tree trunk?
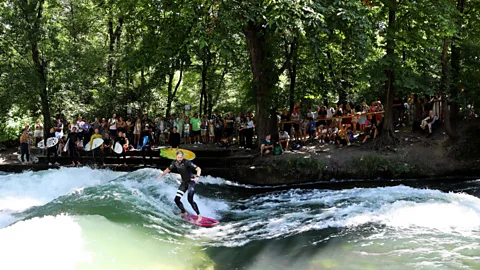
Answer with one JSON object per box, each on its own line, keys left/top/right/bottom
{"left": 199, "top": 91, "right": 204, "bottom": 116}
{"left": 107, "top": 17, "right": 123, "bottom": 89}
{"left": 377, "top": 0, "right": 398, "bottom": 149}
{"left": 166, "top": 71, "right": 174, "bottom": 116}
{"left": 288, "top": 38, "right": 298, "bottom": 113}
{"left": 200, "top": 57, "right": 207, "bottom": 117}
{"left": 451, "top": 0, "right": 464, "bottom": 87}
{"left": 209, "top": 66, "right": 227, "bottom": 118}
{"left": 450, "top": 0, "right": 465, "bottom": 119}
{"left": 30, "top": 0, "right": 51, "bottom": 136}
{"left": 244, "top": 21, "right": 293, "bottom": 145}
{"left": 166, "top": 61, "right": 183, "bottom": 118}
{"left": 440, "top": 39, "right": 458, "bottom": 142}
{"left": 244, "top": 21, "right": 272, "bottom": 144}
{"left": 203, "top": 90, "right": 208, "bottom": 117}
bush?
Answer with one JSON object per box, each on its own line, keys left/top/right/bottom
{"left": 0, "top": 113, "right": 34, "bottom": 143}
{"left": 350, "top": 154, "right": 417, "bottom": 178}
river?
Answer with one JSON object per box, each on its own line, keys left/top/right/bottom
{"left": 0, "top": 167, "right": 479, "bottom": 269}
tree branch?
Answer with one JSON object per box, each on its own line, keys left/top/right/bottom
{"left": 277, "top": 37, "right": 296, "bottom": 76}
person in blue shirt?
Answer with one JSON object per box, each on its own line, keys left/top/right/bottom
{"left": 346, "top": 127, "right": 354, "bottom": 145}
{"left": 307, "top": 118, "right": 317, "bottom": 141}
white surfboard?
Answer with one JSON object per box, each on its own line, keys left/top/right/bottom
{"left": 46, "top": 137, "right": 59, "bottom": 148}
{"left": 63, "top": 139, "right": 70, "bottom": 152}
{"left": 84, "top": 142, "right": 91, "bottom": 151}
{"left": 85, "top": 138, "right": 104, "bottom": 151}
{"left": 92, "top": 138, "right": 104, "bottom": 150}
{"left": 37, "top": 140, "right": 46, "bottom": 149}
{"left": 113, "top": 142, "right": 123, "bottom": 154}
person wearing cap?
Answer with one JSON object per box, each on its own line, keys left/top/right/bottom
{"left": 157, "top": 151, "right": 202, "bottom": 221}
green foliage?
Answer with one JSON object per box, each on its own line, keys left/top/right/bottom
{"left": 274, "top": 158, "right": 326, "bottom": 173}
{"left": 350, "top": 154, "right": 417, "bottom": 178}
{"left": 0, "top": 108, "right": 35, "bottom": 142}
{"left": 0, "top": 0, "right": 479, "bottom": 140}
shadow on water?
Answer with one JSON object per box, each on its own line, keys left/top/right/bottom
{"left": 205, "top": 227, "right": 344, "bottom": 270}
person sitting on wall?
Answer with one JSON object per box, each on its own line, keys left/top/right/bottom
{"left": 362, "top": 122, "right": 378, "bottom": 144}
{"left": 420, "top": 110, "right": 438, "bottom": 138}
{"left": 261, "top": 134, "right": 273, "bottom": 156}
{"left": 279, "top": 130, "right": 290, "bottom": 151}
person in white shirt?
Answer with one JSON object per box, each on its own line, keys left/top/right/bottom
{"left": 279, "top": 130, "right": 290, "bottom": 151}
{"left": 108, "top": 113, "right": 118, "bottom": 139}
{"left": 307, "top": 108, "right": 318, "bottom": 121}
{"left": 319, "top": 125, "right": 328, "bottom": 144}
{"left": 54, "top": 119, "right": 64, "bottom": 139}
{"left": 421, "top": 110, "right": 438, "bottom": 138}
{"left": 244, "top": 116, "right": 255, "bottom": 151}
{"left": 77, "top": 116, "right": 85, "bottom": 134}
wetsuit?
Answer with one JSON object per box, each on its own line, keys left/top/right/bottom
{"left": 89, "top": 133, "right": 104, "bottom": 165}
{"left": 169, "top": 160, "right": 200, "bottom": 215}
{"left": 46, "top": 131, "right": 58, "bottom": 164}
{"left": 114, "top": 136, "right": 127, "bottom": 162}
{"left": 68, "top": 132, "right": 79, "bottom": 163}
{"left": 169, "top": 132, "right": 181, "bottom": 148}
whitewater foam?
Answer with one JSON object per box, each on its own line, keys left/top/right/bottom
{"left": 0, "top": 215, "right": 92, "bottom": 270}
{"left": 0, "top": 167, "right": 124, "bottom": 228}
{"left": 189, "top": 185, "right": 480, "bottom": 247}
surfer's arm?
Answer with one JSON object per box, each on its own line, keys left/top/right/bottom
{"left": 193, "top": 167, "right": 201, "bottom": 182}
{"left": 158, "top": 168, "right": 170, "bottom": 179}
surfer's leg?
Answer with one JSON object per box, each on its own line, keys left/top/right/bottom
{"left": 47, "top": 148, "right": 51, "bottom": 164}
{"left": 99, "top": 148, "right": 105, "bottom": 165}
{"left": 53, "top": 146, "right": 58, "bottom": 164}
{"left": 174, "top": 183, "right": 188, "bottom": 214}
{"left": 187, "top": 182, "right": 200, "bottom": 216}
{"left": 148, "top": 147, "right": 153, "bottom": 164}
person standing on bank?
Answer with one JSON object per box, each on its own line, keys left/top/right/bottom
{"left": 68, "top": 127, "right": 81, "bottom": 166}
{"left": 169, "top": 126, "right": 181, "bottom": 149}
{"left": 157, "top": 151, "right": 202, "bottom": 221}
{"left": 19, "top": 129, "right": 30, "bottom": 164}
{"left": 114, "top": 131, "right": 128, "bottom": 166}
{"left": 89, "top": 128, "right": 105, "bottom": 167}
{"left": 34, "top": 119, "right": 44, "bottom": 146}
{"left": 140, "top": 125, "right": 154, "bottom": 166}
{"left": 46, "top": 127, "right": 59, "bottom": 166}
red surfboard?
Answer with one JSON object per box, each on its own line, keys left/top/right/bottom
{"left": 173, "top": 211, "right": 219, "bottom": 227}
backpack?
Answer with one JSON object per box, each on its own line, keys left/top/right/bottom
{"left": 273, "top": 145, "right": 282, "bottom": 155}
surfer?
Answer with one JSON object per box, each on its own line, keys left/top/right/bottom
{"left": 68, "top": 127, "right": 82, "bottom": 166}
{"left": 89, "top": 129, "right": 105, "bottom": 166}
{"left": 46, "top": 128, "right": 59, "bottom": 166}
{"left": 157, "top": 151, "right": 202, "bottom": 221}
{"left": 114, "top": 131, "right": 128, "bottom": 166}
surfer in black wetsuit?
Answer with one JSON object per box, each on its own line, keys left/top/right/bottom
{"left": 157, "top": 151, "right": 202, "bottom": 221}
{"left": 46, "top": 128, "right": 58, "bottom": 166}
{"left": 68, "top": 127, "right": 81, "bottom": 166}
{"left": 114, "top": 131, "right": 127, "bottom": 166}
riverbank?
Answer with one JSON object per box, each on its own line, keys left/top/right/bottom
{"left": 1, "top": 119, "right": 479, "bottom": 185}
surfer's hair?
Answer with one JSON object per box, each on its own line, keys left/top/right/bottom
{"left": 176, "top": 151, "right": 184, "bottom": 157}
